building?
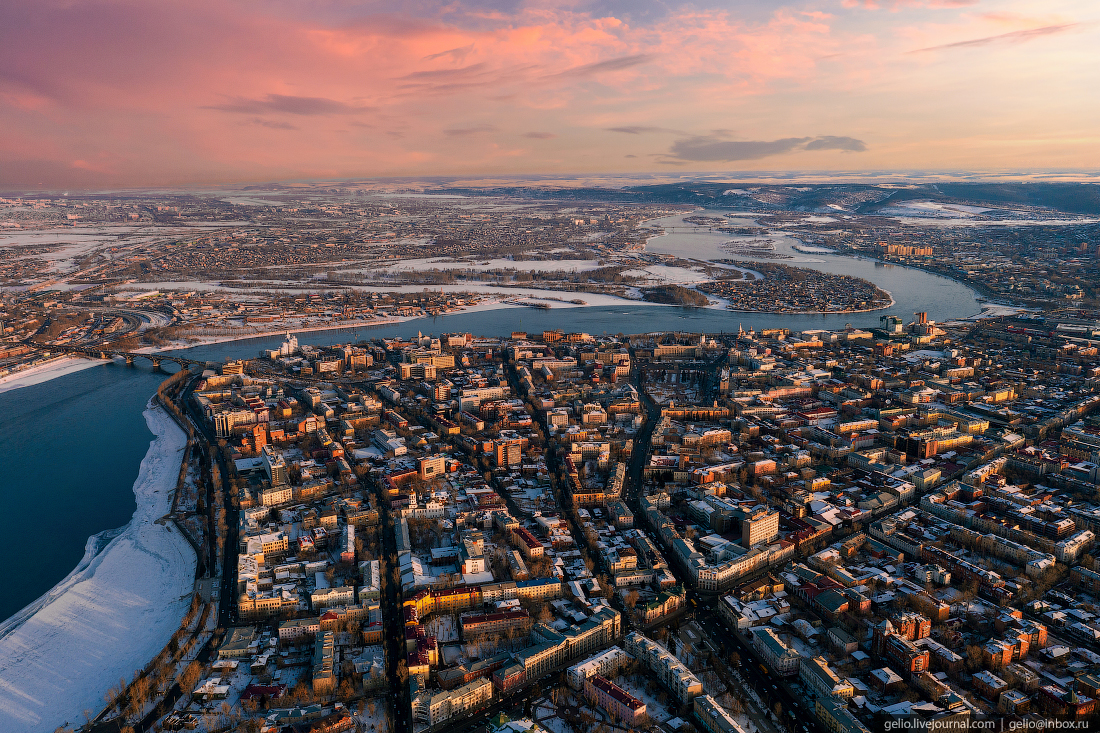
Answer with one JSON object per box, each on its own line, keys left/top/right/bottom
{"left": 515, "top": 577, "right": 562, "bottom": 602}
{"left": 892, "top": 612, "right": 931, "bottom": 641}
{"left": 260, "top": 484, "right": 293, "bottom": 507}
{"left": 584, "top": 674, "right": 646, "bottom": 726}
{"left": 800, "top": 656, "right": 854, "bottom": 700}
{"left": 278, "top": 617, "right": 320, "bottom": 646}
{"left": 261, "top": 445, "right": 288, "bottom": 485}
{"left": 1039, "top": 685, "right": 1096, "bottom": 719}
{"left": 625, "top": 632, "right": 703, "bottom": 701}
{"left": 512, "top": 608, "right": 621, "bottom": 681}
{"left": 695, "top": 694, "right": 750, "bottom": 733}
{"left": 419, "top": 454, "right": 447, "bottom": 480}
{"left": 312, "top": 631, "right": 336, "bottom": 695}
{"left": 512, "top": 527, "right": 546, "bottom": 559}
{"left": 567, "top": 647, "right": 633, "bottom": 690}
{"left": 973, "top": 671, "right": 1008, "bottom": 702}
{"left": 217, "top": 627, "right": 258, "bottom": 659}
{"left": 752, "top": 627, "right": 801, "bottom": 677}
{"left": 415, "top": 677, "right": 494, "bottom": 725}
{"left": 461, "top": 610, "right": 533, "bottom": 639}
{"left": 815, "top": 698, "right": 871, "bottom": 733}
{"left": 639, "top": 586, "right": 686, "bottom": 624}
{"left": 883, "top": 634, "right": 930, "bottom": 674}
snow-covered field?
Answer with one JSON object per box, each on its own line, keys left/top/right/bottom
{"left": 0, "top": 403, "right": 196, "bottom": 733}
{"left": 365, "top": 256, "right": 612, "bottom": 274}
{"left": 0, "top": 356, "right": 108, "bottom": 395}
{"left": 965, "top": 302, "right": 1032, "bottom": 319}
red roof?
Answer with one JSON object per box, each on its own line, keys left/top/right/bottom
{"left": 241, "top": 683, "right": 286, "bottom": 700}
{"left": 590, "top": 675, "right": 644, "bottom": 709}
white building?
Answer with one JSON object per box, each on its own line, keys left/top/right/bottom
{"left": 567, "top": 647, "right": 632, "bottom": 689}
{"left": 752, "top": 627, "right": 801, "bottom": 676}
{"left": 415, "top": 677, "right": 493, "bottom": 725}
{"left": 624, "top": 632, "right": 703, "bottom": 701}
{"left": 799, "top": 656, "right": 853, "bottom": 699}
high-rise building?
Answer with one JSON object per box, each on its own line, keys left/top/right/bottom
{"left": 262, "top": 445, "right": 287, "bottom": 486}
{"left": 742, "top": 509, "right": 780, "bottom": 547}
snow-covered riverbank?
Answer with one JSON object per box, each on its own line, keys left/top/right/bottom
{"left": 0, "top": 402, "right": 196, "bottom": 733}
{"left": 0, "top": 356, "right": 109, "bottom": 395}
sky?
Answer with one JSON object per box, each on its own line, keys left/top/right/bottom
{"left": 1, "top": 0, "right": 1098, "bottom": 188}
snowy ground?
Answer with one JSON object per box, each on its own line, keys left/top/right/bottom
{"left": 362, "top": 256, "right": 613, "bottom": 274}
{"left": 354, "top": 696, "right": 390, "bottom": 733}
{"left": 615, "top": 676, "right": 674, "bottom": 724}
{"left": 0, "top": 402, "right": 196, "bottom": 733}
{"left": 427, "top": 615, "right": 459, "bottom": 643}
{"left": 964, "top": 302, "right": 1033, "bottom": 319}
{"left": 0, "top": 356, "right": 108, "bottom": 395}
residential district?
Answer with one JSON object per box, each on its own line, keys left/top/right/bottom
{"left": 74, "top": 307, "right": 1100, "bottom": 733}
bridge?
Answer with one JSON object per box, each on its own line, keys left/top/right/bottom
{"left": 30, "top": 341, "right": 374, "bottom": 385}
{"left": 47, "top": 344, "right": 211, "bottom": 371}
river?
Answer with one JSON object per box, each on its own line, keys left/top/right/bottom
{"left": 643, "top": 211, "right": 982, "bottom": 324}
{"left": 0, "top": 221, "right": 983, "bottom": 624}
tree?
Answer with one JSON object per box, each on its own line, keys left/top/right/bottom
{"left": 900, "top": 685, "right": 921, "bottom": 703}
{"left": 964, "top": 644, "right": 984, "bottom": 673}
{"left": 179, "top": 661, "right": 203, "bottom": 696}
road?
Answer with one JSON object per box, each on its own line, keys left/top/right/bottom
{"left": 691, "top": 602, "right": 824, "bottom": 733}
{"left": 502, "top": 357, "right": 605, "bottom": 575}
{"left": 622, "top": 346, "right": 824, "bottom": 733}
{"left": 182, "top": 372, "right": 239, "bottom": 631}
{"left": 372, "top": 471, "right": 408, "bottom": 732}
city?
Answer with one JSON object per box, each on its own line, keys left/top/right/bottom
{"left": 18, "top": 307, "right": 1097, "bottom": 733}
{"left": 2, "top": 0, "right": 1099, "bottom": 731}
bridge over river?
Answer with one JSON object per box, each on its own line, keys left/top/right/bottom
{"left": 46, "top": 344, "right": 211, "bottom": 371}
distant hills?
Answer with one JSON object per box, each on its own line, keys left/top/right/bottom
{"left": 429, "top": 181, "right": 1100, "bottom": 216}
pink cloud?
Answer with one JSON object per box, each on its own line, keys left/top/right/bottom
{"left": 908, "top": 23, "right": 1078, "bottom": 53}
{"left": 0, "top": 0, "right": 1094, "bottom": 186}
{"left": 0, "top": 0, "right": 856, "bottom": 185}
{"left": 842, "top": 0, "right": 978, "bottom": 9}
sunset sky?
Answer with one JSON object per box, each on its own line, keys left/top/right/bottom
{"left": 1, "top": 0, "right": 1098, "bottom": 188}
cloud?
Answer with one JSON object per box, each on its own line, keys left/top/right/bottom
{"left": 395, "top": 62, "right": 538, "bottom": 95}
{"left": 546, "top": 54, "right": 655, "bottom": 79}
{"left": 668, "top": 136, "right": 810, "bottom": 161}
{"left": 0, "top": 157, "right": 124, "bottom": 188}
{"left": 843, "top": 0, "right": 978, "bottom": 9}
{"left": 803, "top": 135, "right": 867, "bottom": 151}
{"left": 205, "top": 94, "right": 371, "bottom": 115}
{"left": 909, "top": 24, "right": 1077, "bottom": 52}
{"left": 523, "top": 131, "right": 556, "bottom": 139}
{"left": 399, "top": 62, "right": 491, "bottom": 82}
{"left": 606, "top": 126, "right": 686, "bottom": 135}
{"left": 248, "top": 118, "right": 298, "bottom": 130}
{"left": 444, "top": 124, "right": 498, "bottom": 136}
{"left": 0, "top": 0, "right": 1092, "bottom": 186}
{"left": 665, "top": 135, "right": 867, "bottom": 161}
{"left": 423, "top": 44, "right": 474, "bottom": 62}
